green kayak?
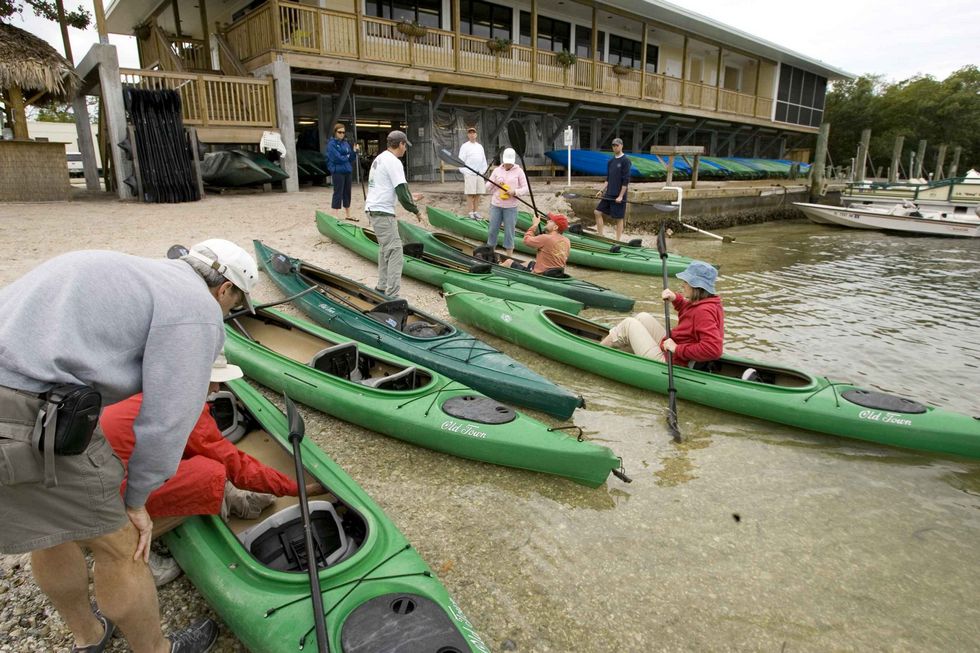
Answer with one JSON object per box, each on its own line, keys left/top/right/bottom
{"left": 224, "top": 308, "right": 624, "bottom": 486}
{"left": 514, "top": 210, "right": 678, "bottom": 260}
{"left": 163, "top": 379, "right": 488, "bottom": 653}
{"left": 443, "top": 285, "right": 980, "bottom": 459}
{"left": 316, "top": 211, "right": 583, "bottom": 313}
{"left": 426, "top": 206, "right": 691, "bottom": 276}
{"left": 254, "top": 239, "right": 584, "bottom": 419}
{"left": 397, "top": 220, "right": 636, "bottom": 311}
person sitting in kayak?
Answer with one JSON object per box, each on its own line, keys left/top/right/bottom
{"left": 100, "top": 352, "right": 322, "bottom": 586}
{"left": 601, "top": 260, "right": 724, "bottom": 367}
{"left": 499, "top": 212, "right": 571, "bottom": 276}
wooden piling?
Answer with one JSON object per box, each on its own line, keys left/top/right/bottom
{"left": 934, "top": 144, "right": 947, "bottom": 180}
{"left": 855, "top": 128, "right": 871, "bottom": 182}
{"left": 948, "top": 146, "right": 962, "bottom": 179}
{"left": 913, "top": 139, "right": 927, "bottom": 179}
{"left": 809, "top": 122, "right": 829, "bottom": 201}
{"left": 889, "top": 135, "right": 904, "bottom": 183}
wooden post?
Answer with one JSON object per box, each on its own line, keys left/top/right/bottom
{"left": 691, "top": 153, "right": 700, "bottom": 189}
{"left": 855, "top": 128, "right": 871, "bottom": 182}
{"left": 948, "top": 146, "right": 962, "bottom": 179}
{"left": 680, "top": 36, "right": 688, "bottom": 106}
{"left": 913, "top": 139, "right": 927, "bottom": 179}
{"left": 809, "top": 122, "right": 830, "bottom": 202}
{"left": 7, "top": 85, "right": 29, "bottom": 139}
{"left": 92, "top": 0, "right": 109, "bottom": 44}
{"left": 640, "top": 23, "right": 648, "bottom": 98}
{"left": 127, "top": 124, "right": 145, "bottom": 201}
{"left": 196, "top": 75, "right": 208, "bottom": 125}
{"left": 354, "top": 0, "right": 362, "bottom": 58}
{"left": 888, "top": 135, "right": 904, "bottom": 183}
{"left": 753, "top": 57, "right": 761, "bottom": 117}
{"left": 715, "top": 48, "right": 722, "bottom": 111}
{"left": 172, "top": 0, "right": 183, "bottom": 37}
{"left": 452, "top": 0, "right": 460, "bottom": 72}
{"left": 591, "top": 6, "right": 598, "bottom": 92}
{"left": 272, "top": 0, "right": 283, "bottom": 49}
{"left": 186, "top": 127, "right": 205, "bottom": 198}
{"left": 934, "top": 144, "right": 947, "bottom": 180}
{"left": 530, "top": 0, "right": 538, "bottom": 83}
{"left": 199, "top": 1, "right": 211, "bottom": 64}
{"left": 665, "top": 155, "right": 674, "bottom": 185}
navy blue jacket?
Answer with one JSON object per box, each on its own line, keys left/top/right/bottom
{"left": 325, "top": 138, "right": 355, "bottom": 174}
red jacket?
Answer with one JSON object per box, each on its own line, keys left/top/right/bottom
{"left": 101, "top": 394, "right": 298, "bottom": 517}
{"left": 662, "top": 295, "right": 724, "bottom": 368}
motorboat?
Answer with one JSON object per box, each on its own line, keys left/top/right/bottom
{"left": 793, "top": 201, "right": 980, "bottom": 237}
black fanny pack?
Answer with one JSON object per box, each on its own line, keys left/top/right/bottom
{"left": 37, "top": 384, "right": 102, "bottom": 456}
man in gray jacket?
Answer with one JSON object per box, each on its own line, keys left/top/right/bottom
{"left": 0, "top": 239, "right": 258, "bottom": 653}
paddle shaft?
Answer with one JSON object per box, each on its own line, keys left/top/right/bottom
{"left": 656, "top": 225, "right": 682, "bottom": 441}
{"left": 438, "top": 149, "right": 549, "bottom": 220}
{"left": 289, "top": 434, "right": 329, "bottom": 652}
{"left": 563, "top": 193, "right": 735, "bottom": 243}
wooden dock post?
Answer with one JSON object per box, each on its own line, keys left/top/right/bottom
{"left": 855, "top": 128, "right": 871, "bottom": 182}
{"left": 948, "top": 146, "right": 962, "bottom": 179}
{"left": 913, "top": 139, "right": 927, "bottom": 179}
{"left": 809, "top": 122, "right": 829, "bottom": 202}
{"left": 934, "top": 144, "right": 947, "bottom": 180}
{"left": 650, "top": 145, "right": 705, "bottom": 188}
{"left": 889, "top": 135, "right": 904, "bottom": 183}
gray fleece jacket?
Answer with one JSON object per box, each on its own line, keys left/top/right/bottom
{"left": 0, "top": 250, "right": 225, "bottom": 507}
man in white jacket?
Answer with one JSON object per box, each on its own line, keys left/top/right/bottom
{"left": 458, "top": 127, "right": 487, "bottom": 219}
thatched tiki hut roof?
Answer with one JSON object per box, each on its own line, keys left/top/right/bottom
{"left": 1, "top": 21, "right": 80, "bottom": 139}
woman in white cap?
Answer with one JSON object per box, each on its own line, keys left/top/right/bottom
{"left": 601, "top": 260, "right": 725, "bottom": 367}
{"left": 485, "top": 147, "right": 528, "bottom": 257}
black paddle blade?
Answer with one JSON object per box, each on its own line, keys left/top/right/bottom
{"left": 284, "top": 393, "right": 305, "bottom": 441}
{"left": 506, "top": 120, "right": 527, "bottom": 157}
{"left": 656, "top": 224, "right": 669, "bottom": 260}
{"left": 652, "top": 203, "right": 679, "bottom": 213}
{"left": 666, "top": 402, "right": 682, "bottom": 442}
{"left": 436, "top": 147, "right": 464, "bottom": 168}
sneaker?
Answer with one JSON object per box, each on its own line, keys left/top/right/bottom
{"left": 167, "top": 618, "right": 218, "bottom": 653}
{"left": 472, "top": 212, "right": 484, "bottom": 220}
{"left": 221, "top": 481, "right": 275, "bottom": 520}
{"left": 70, "top": 612, "right": 115, "bottom": 653}
{"left": 741, "top": 367, "right": 761, "bottom": 382}
{"left": 149, "top": 550, "right": 182, "bottom": 587}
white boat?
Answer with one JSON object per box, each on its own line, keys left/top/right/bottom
{"left": 793, "top": 201, "right": 980, "bottom": 238}
{"left": 841, "top": 170, "right": 980, "bottom": 214}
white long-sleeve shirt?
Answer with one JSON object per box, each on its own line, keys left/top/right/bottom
{"left": 458, "top": 140, "right": 487, "bottom": 176}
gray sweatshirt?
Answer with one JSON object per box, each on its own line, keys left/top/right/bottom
{"left": 0, "top": 251, "right": 225, "bottom": 507}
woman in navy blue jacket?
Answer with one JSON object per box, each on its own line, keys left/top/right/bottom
{"left": 325, "top": 122, "right": 359, "bottom": 221}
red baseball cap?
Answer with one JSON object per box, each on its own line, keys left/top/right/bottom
{"left": 547, "top": 213, "right": 569, "bottom": 232}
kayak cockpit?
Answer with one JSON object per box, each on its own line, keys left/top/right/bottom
{"left": 219, "top": 385, "right": 367, "bottom": 573}
{"left": 362, "top": 229, "right": 493, "bottom": 275}
{"left": 228, "top": 312, "right": 434, "bottom": 391}
{"left": 543, "top": 309, "right": 812, "bottom": 388}
{"left": 295, "top": 263, "right": 454, "bottom": 339}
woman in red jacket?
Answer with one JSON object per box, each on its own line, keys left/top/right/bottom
{"left": 601, "top": 260, "right": 724, "bottom": 367}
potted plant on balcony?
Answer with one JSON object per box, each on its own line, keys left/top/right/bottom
{"left": 486, "top": 37, "right": 512, "bottom": 55}
{"left": 612, "top": 63, "right": 632, "bottom": 76}
{"left": 396, "top": 20, "right": 428, "bottom": 39}
{"left": 556, "top": 49, "right": 577, "bottom": 68}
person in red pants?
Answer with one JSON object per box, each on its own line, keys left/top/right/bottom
{"left": 100, "top": 353, "right": 320, "bottom": 586}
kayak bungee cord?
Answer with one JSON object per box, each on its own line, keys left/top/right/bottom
{"left": 803, "top": 378, "right": 844, "bottom": 408}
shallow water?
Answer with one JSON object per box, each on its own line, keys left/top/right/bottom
{"left": 310, "top": 220, "right": 980, "bottom": 652}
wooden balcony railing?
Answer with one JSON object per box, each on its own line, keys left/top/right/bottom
{"left": 120, "top": 69, "right": 277, "bottom": 128}
{"left": 220, "top": 1, "right": 776, "bottom": 122}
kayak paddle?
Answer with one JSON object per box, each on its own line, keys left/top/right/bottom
{"left": 656, "top": 225, "right": 682, "bottom": 442}
{"left": 284, "top": 393, "right": 330, "bottom": 652}
{"left": 506, "top": 120, "right": 546, "bottom": 234}
{"left": 436, "top": 147, "right": 549, "bottom": 221}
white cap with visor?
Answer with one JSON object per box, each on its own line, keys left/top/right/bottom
{"left": 184, "top": 239, "right": 259, "bottom": 313}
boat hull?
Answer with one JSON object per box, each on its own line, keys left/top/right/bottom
{"left": 224, "top": 309, "right": 620, "bottom": 486}
{"left": 426, "top": 206, "right": 687, "bottom": 275}
{"left": 164, "top": 379, "right": 488, "bottom": 653}
{"left": 253, "top": 239, "right": 585, "bottom": 418}
{"left": 316, "top": 211, "right": 584, "bottom": 312}
{"left": 793, "top": 202, "right": 980, "bottom": 237}
{"left": 443, "top": 285, "right": 980, "bottom": 459}
{"left": 396, "top": 220, "right": 636, "bottom": 311}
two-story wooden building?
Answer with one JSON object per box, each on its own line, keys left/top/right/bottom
{"left": 104, "top": 0, "right": 851, "bottom": 187}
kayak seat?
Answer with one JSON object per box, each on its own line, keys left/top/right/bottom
{"left": 567, "top": 223, "right": 584, "bottom": 235}
{"left": 609, "top": 245, "right": 622, "bottom": 253}
{"left": 404, "top": 321, "right": 447, "bottom": 338}
{"left": 361, "top": 366, "right": 417, "bottom": 391}
{"left": 627, "top": 238, "right": 643, "bottom": 247}
{"left": 468, "top": 263, "right": 493, "bottom": 274}
{"left": 540, "top": 267, "right": 566, "bottom": 278}
{"left": 207, "top": 390, "right": 249, "bottom": 443}
{"left": 471, "top": 245, "right": 499, "bottom": 263}
{"left": 689, "top": 360, "right": 721, "bottom": 374}
{"left": 310, "top": 342, "right": 365, "bottom": 382}
{"left": 366, "top": 299, "right": 410, "bottom": 331}
{"left": 402, "top": 242, "right": 424, "bottom": 258}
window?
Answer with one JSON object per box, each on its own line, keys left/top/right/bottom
{"left": 366, "top": 0, "right": 442, "bottom": 28}
{"left": 575, "top": 26, "right": 605, "bottom": 61}
{"left": 723, "top": 65, "right": 740, "bottom": 91}
{"left": 519, "top": 12, "right": 571, "bottom": 52}
{"left": 645, "top": 44, "right": 659, "bottom": 73}
{"left": 460, "top": 0, "right": 511, "bottom": 39}
{"left": 608, "top": 34, "right": 642, "bottom": 68}
{"left": 775, "top": 64, "right": 827, "bottom": 127}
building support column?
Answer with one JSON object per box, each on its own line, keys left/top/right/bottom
{"left": 317, "top": 94, "right": 332, "bottom": 152}
{"left": 254, "top": 58, "right": 298, "bottom": 192}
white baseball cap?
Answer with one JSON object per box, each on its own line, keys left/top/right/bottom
{"left": 185, "top": 239, "right": 259, "bottom": 312}
{"left": 210, "top": 350, "right": 243, "bottom": 383}
{"left": 502, "top": 148, "right": 517, "bottom": 165}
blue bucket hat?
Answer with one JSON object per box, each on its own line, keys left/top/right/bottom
{"left": 677, "top": 260, "right": 718, "bottom": 294}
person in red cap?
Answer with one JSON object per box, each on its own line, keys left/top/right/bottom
{"left": 500, "top": 212, "right": 571, "bottom": 276}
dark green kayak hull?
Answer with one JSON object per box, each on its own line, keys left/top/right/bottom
{"left": 426, "top": 206, "right": 691, "bottom": 276}
{"left": 443, "top": 285, "right": 980, "bottom": 459}
{"left": 254, "top": 239, "right": 584, "bottom": 419}
{"left": 398, "top": 219, "right": 635, "bottom": 311}
{"left": 316, "top": 211, "right": 584, "bottom": 313}
{"left": 224, "top": 308, "right": 622, "bottom": 487}
{"left": 164, "top": 379, "right": 488, "bottom": 653}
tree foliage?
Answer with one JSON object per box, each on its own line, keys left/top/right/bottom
{"left": 825, "top": 66, "right": 980, "bottom": 177}
{"left": 0, "top": 0, "right": 91, "bottom": 29}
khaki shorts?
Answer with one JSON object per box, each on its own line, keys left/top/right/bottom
{"left": 0, "top": 386, "right": 127, "bottom": 554}
{"left": 463, "top": 175, "right": 485, "bottom": 195}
